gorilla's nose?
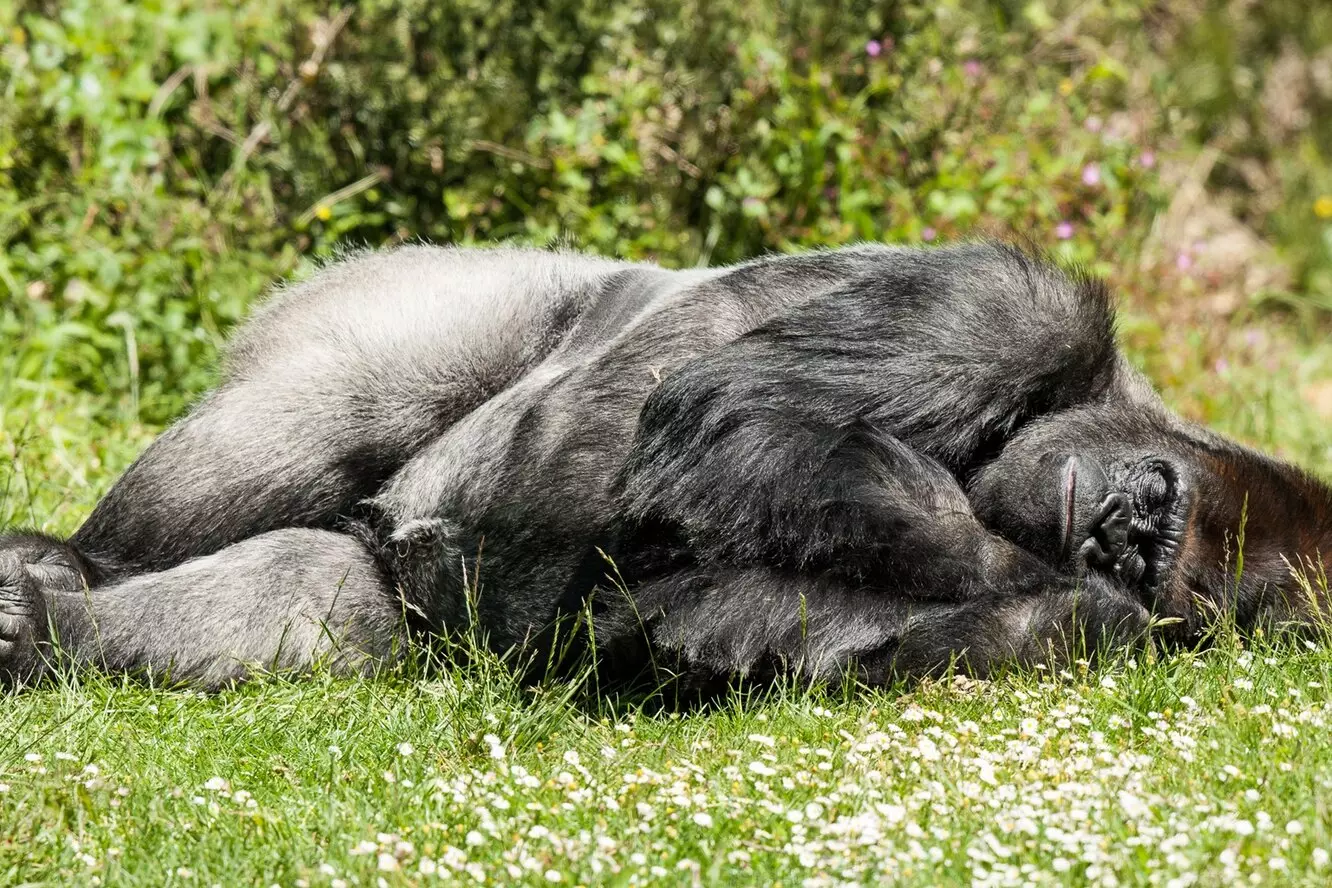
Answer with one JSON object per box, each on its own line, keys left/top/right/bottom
{"left": 1060, "top": 455, "right": 1130, "bottom": 568}
{"left": 1078, "top": 492, "right": 1131, "bottom": 569}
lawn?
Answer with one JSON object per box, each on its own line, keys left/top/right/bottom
{"left": 2, "top": 298, "right": 1331, "bottom": 886}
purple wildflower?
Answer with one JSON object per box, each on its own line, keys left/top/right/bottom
{"left": 1138, "top": 150, "right": 1156, "bottom": 169}
{"left": 866, "top": 40, "right": 882, "bottom": 57}
{"left": 963, "top": 60, "right": 983, "bottom": 78}
{"left": 922, "top": 226, "right": 937, "bottom": 242}
{"left": 1081, "top": 164, "right": 1101, "bottom": 187}
{"left": 1055, "top": 221, "right": 1074, "bottom": 240}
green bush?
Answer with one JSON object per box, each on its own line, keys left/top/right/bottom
{"left": 0, "top": 0, "right": 1325, "bottom": 424}
{"left": 1157, "top": 0, "right": 1332, "bottom": 308}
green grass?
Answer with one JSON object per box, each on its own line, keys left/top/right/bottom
{"left": 2, "top": 305, "right": 1331, "bottom": 886}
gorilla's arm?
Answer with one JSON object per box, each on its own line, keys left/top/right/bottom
{"left": 622, "top": 412, "right": 1062, "bottom": 596}
{"left": 603, "top": 564, "right": 1150, "bottom": 683}
{"left": 621, "top": 245, "right": 1117, "bottom": 594}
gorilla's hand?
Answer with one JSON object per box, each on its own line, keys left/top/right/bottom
{"left": 0, "top": 533, "right": 88, "bottom": 688}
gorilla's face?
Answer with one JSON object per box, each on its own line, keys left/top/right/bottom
{"left": 970, "top": 415, "right": 1190, "bottom": 596}
{"left": 969, "top": 405, "right": 1332, "bottom": 635}
{"left": 1053, "top": 453, "right": 1189, "bottom": 599}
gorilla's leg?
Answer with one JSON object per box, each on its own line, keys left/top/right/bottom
{"left": 68, "top": 385, "right": 403, "bottom": 579}
{"left": 613, "top": 567, "right": 1148, "bottom": 683}
{"left": 0, "top": 529, "right": 402, "bottom": 689}
{"left": 0, "top": 379, "right": 401, "bottom": 682}
{"left": 63, "top": 246, "right": 619, "bottom": 580}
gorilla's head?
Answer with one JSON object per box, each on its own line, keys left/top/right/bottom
{"left": 969, "top": 399, "right": 1332, "bottom": 640}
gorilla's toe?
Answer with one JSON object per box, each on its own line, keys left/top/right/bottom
{"left": 0, "top": 533, "right": 84, "bottom": 688}
{"left": 0, "top": 563, "right": 49, "bottom": 688}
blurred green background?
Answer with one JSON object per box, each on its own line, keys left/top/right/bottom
{"left": 1, "top": 0, "right": 1330, "bottom": 433}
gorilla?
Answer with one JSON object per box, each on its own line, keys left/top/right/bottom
{"left": 2, "top": 242, "right": 1330, "bottom": 690}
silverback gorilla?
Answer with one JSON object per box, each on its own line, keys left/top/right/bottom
{"left": 3, "top": 242, "right": 1331, "bottom": 690}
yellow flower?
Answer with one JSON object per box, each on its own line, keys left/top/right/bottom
{"left": 10, "top": 27, "right": 26, "bottom": 46}
{"left": 1315, "top": 195, "right": 1332, "bottom": 219}
{"left": 314, "top": 204, "right": 332, "bottom": 221}
{"left": 1058, "top": 78, "right": 1074, "bottom": 97}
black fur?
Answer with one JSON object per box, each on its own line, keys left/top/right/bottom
{"left": 3, "top": 242, "right": 1329, "bottom": 690}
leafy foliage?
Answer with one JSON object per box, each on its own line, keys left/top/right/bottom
{"left": 0, "top": 0, "right": 1327, "bottom": 426}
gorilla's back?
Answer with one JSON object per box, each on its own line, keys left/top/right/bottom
{"left": 224, "top": 246, "right": 638, "bottom": 427}
{"left": 343, "top": 245, "right": 898, "bottom": 644}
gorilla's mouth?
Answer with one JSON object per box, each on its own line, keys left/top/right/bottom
{"left": 1125, "top": 460, "right": 1188, "bottom": 597}
{"left": 1062, "top": 458, "right": 1187, "bottom": 597}
{"left": 1117, "top": 498, "right": 1186, "bottom": 594}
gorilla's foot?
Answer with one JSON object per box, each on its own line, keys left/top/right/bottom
{"left": 0, "top": 533, "right": 87, "bottom": 688}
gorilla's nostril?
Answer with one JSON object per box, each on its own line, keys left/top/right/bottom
{"left": 1078, "top": 492, "right": 1131, "bottom": 570}
{"left": 1094, "top": 493, "right": 1131, "bottom": 549}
